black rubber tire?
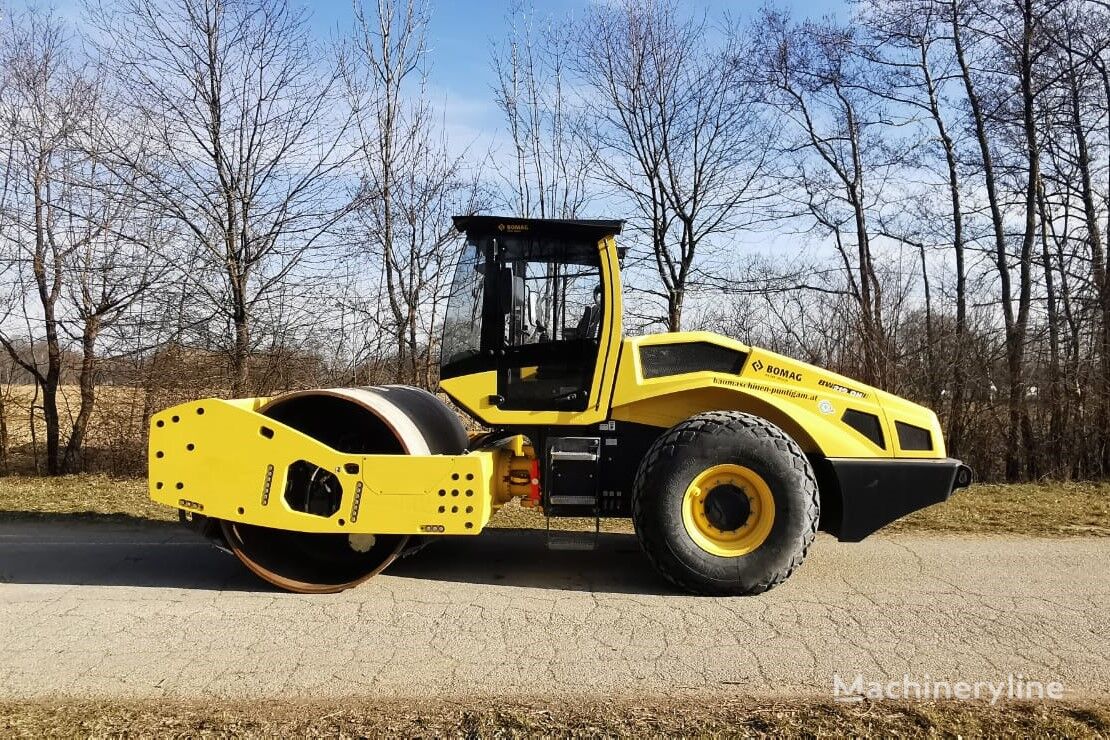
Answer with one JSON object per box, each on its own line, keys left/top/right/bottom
{"left": 631, "top": 411, "right": 820, "bottom": 596}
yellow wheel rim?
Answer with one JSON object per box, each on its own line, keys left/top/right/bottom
{"left": 681, "top": 464, "right": 775, "bottom": 557}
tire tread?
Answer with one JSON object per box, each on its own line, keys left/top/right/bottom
{"left": 631, "top": 411, "right": 820, "bottom": 595}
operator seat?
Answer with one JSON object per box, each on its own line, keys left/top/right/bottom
{"left": 576, "top": 285, "right": 603, "bottom": 339}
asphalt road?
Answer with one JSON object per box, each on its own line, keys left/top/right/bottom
{"left": 1, "top": 519, "right": 1108, "bottom": 702}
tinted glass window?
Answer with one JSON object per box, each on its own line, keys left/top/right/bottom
{"left": 440, "top": 241, "right": 485, "bottom": 369}
{"left": 503, "top": 250, "right": 602, "bottom": 347}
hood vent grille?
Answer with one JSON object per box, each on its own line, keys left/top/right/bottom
{"left": 842, "top": 409, "right": 886, "bottom": 449}
{"left": 639, "top": 342, "right": 747, "bottom": 379}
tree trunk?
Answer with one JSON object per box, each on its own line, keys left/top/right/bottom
{"left": 952, "top": 0, "right": 1021, "bottom": 479}
{"left": 41, "top": 380, "right": 61, "bottom": 475}
{"left": 1011, "top": 0, "right": 1039, "bottom": 481}
{"left": 1037, "top": 181, "right": 1062, "bottom": 477}
{"left": 32, "top": 166, "right": 63, "bottom": 475}
{"left": 919, "top": 243, "right": 939, "bottom": 405}
{"left": 843, "top": 85, "right": 882, "bottom": 387}
{"left": 62, "top": 317, "right": 101, "bottom": 473}
{"left": 667, "top": 290, "right": 683, "bottom": 333}
{"left": 849, "top": 184, "right": 880, "bottom": 386}
{"left": 1071, "top": 54, "right": 1110, "bottom": 475}
{"left": 0, "top": 392, "right": 8, "bottom": 473}
{"left": 231, "top": 311, "right": 250, "bottom": 397}
{"left": 921, "top": 34, "right": 967, "bottom": 456}
{"left": 0, "top": 350, "right": 14, "bottom": 473}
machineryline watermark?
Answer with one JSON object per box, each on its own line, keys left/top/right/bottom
{"left": 832, "top": 673, "right": 1065, "bottom": 704}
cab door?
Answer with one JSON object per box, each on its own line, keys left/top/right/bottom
{"left": 496, "top": 253, "right": 603, "bottom": 412}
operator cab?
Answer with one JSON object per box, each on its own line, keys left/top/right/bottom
{"left": 440, "top": 216, "right": 624, "bottom": 424}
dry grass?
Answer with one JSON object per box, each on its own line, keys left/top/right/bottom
{"left": 0, "top": 474, "right": 175, "bottom": 523}
{"left": 1, "top": 474, "right": 1108, "bottom": 537}
{"left": 0, "top": 384, "right": 156, "bottom": 475}
{"left": 886, "top": 480, "right": 1110, "bottom": 536}
{"left": 486, "top": 481, "right": 1110, "bottom": 538}
{"left": 0, "top": 697, "right": 1106, "bottom": 738}
{"left": 2, "top": 384, "right": 146, "bottom": 444}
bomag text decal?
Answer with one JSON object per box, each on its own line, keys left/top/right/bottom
{"left": 765, "top": 364, "right": 803, "bottom": 382}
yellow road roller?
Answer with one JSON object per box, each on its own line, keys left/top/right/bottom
{"left": 149, "top": 216, "right": 971, "bottom": 594}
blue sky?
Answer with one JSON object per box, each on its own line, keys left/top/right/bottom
{"left": 26, "top": 0, "right": 845, "bottom": 158}
{"left": 24, "top": 0, "right": 843, "bottom": 132}
{"left": 308, "top": 0, "right": 845, "bottom": 154}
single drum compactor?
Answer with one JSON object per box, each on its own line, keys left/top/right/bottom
{"left": 149, "top": 216, "right": 971, "bottom": 594}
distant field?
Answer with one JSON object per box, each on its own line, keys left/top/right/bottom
{"left": 1, "top": 473, "right": 1107, "bottom": 537}
{"left": 0, "top": 383, "right": 244, "bottom": 475}
{"left": 0, "top": 384, "right": 472, "bottom": 473}
{"left": 1, "top": 384, "right": 151, "bottom": 474}
{"left": 2, "top": 384, "right": 146, "bottom": 446}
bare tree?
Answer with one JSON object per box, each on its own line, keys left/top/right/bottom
{"left": 0, "top": 7, "right": 158, "bottom": 473}
{"left": 0, "top": 10, "right": 84, "bottom": 473}
{"left": 858, "top": 0, "right": 974, "bottom": 452}
{"left": 58, "top": 161, "right": 164, "bottom": 472}
{"left": 949, "top": 0, "right": 1058, "bottom": 479}
{"left": 89, "top": 0, "right": 352, "bottom": 396}
{"left": 577, "top": 0, "right": 772, "bottom": 331}
{"left": 345, "top": 0, "right": 486, "bottom": 386}
{"left": 492, "top": 1, "right": 595, "bottom": 219}
{"left": 1052, "top": 1, "right": 1110, "bottom": 472}
{"left": 755, "top": 10, "right": 891, "bottom": 385}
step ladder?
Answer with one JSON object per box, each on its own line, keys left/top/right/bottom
{"left": 544, "top": 436, "right": 601, "bottom": 551}
{"left": 545, "top": 514, "right": 600, "bottom": 551}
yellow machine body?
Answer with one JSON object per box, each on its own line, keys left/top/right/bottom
{"left": 608, "top": 333, "right": 946, "bottom": 460}
{"left": 148, "top": 215, "right": 968, "bottom": 593}
{"left": 435, "top": 217, "right": 946, "bottom": 464}
{"left": 437, "top": 233, "right": 625, "bottom": 428}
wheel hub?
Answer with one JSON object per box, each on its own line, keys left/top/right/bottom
{"left": 681, "top": 464, "right": 776, "bottom": 558}
{"left": 703, "top": 484, "right": 751, "bottom": 532}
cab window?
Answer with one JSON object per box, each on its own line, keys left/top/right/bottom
{"left": 440, "top": 240, "right": 487, "bottom": 373}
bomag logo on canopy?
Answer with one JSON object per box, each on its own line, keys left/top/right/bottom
{"left": 497, "top": 223, "right": 529, "bottom": 233}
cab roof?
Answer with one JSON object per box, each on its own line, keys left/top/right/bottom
{"left": 453, "top": 215, "right": 624, "bottom": 243}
